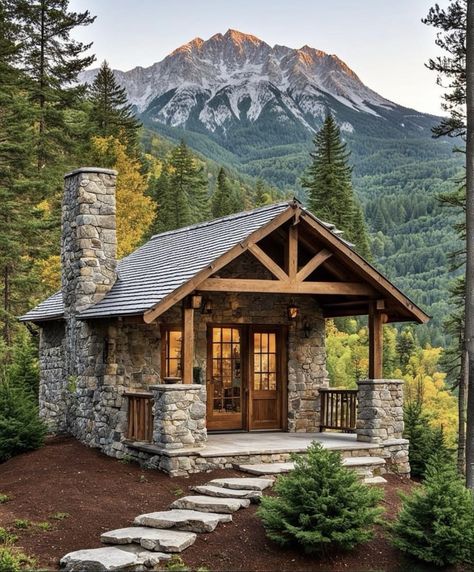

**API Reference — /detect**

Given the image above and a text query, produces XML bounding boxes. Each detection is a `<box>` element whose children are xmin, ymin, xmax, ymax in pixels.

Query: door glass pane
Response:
<box><xmin>211</xmin><ymin>327</ymin><xmax>241</xmax><ymax>414</ymax></box>
<box><xmin>253</xmin><ymin>332</ymin><xmax>277</xmax><ymax>391</ymax></box>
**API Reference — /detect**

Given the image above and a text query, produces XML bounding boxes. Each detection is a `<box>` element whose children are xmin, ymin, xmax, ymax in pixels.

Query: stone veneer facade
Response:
<box><xmin>36</xmin><ymin>166</ymin><xmax>409</xmax><ymax>477</ymax></box>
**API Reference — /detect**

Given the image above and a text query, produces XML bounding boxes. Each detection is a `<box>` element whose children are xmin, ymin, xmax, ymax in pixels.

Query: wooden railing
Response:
<box><xmin>320</xmin><ymin>388</ymin><xmax>358</xmax><ymax>433</ymax></box>
<box><xmin>125</xmin><ymin>391</ymin><xmax>154</xmax><ymax>442</ymax></box>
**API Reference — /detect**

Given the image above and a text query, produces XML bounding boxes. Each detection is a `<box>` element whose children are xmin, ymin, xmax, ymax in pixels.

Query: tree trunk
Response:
<box><xmin>465</xmin><ymin>0</ymin><xmax>474</xmax><ymax>488</ymax></box>
<box><xmin>458</xmin><ymin>347</ymin><xmax>467</xmax><ymax>474</ymax></box>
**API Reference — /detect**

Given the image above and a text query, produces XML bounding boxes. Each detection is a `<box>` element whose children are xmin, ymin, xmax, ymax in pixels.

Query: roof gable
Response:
<box><xmin>20</xmin><ymin>200</ymin><xmax>429</xmax><ymax>325</ymax></box>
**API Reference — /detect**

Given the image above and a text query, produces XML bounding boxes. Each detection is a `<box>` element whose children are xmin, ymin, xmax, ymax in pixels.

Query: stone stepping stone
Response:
<box><xmin>191</xmin><ymin>484</ymin><xmax>262</xmax><ymax>502</ymax></box>
<box><xmin>171</xmin><ymin>495</ymin><xmax>250</xmax><ymax>514</ymax></box>
<box><xmin>235</xmin><ymin>462</ymin><xmax>295</xmax><ymax>475</ymax></box>
<box><xmin>209</xmin><ymin>477</ymin><xmax>274</xmax><ymax>491</ymax></box>
<box><xmin>60</xmin><ymin>545</ymin><xmax>171</xmax><ymax>571</ymax></box>
<box><xmin>101</xmin><ymin>526</ymin><xmax>196</xmax><ymax>553</ymax></box>
<box><xmin>343</xmin><ymin>456</ymin><xmax>385</xmax><ymax>468</ymax></box>
<box><xmin>134</xmin><ymin>509</ymin><xmax>232</xmax><ymax>533</ymax></box>
<box><xmin>364</xmin><ymin>476</ymin><xmax>388</xmax><ymax>485</ymax></box>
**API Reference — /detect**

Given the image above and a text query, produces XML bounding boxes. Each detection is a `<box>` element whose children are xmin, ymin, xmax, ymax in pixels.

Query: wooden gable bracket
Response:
<box><xmin>198</xmin><ymin>220</ymin><xmax>373</xmax><ymax>297</ymax></box>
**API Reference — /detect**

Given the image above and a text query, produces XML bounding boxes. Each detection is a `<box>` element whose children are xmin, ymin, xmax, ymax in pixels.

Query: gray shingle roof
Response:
<box><xmin>20</xmin><ymin>201</ymin><xmax>296</xmax><ymax>322</ymax></box>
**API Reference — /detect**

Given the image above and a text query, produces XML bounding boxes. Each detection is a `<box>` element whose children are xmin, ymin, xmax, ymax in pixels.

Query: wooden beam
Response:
<box><xmin>368</xmin><ymin>301</ymin><xmax>384</xmax><ymax>379</ymax></box>
<box><xmin>299</xmin><ymin>212</ymin><xmax>430</xmax><ymax>324</ymax></box>
<box><xmin>198</xmin><ymin>278</ymin><xmax>375</xmax><ymax>296</ymax></box>
<box><xmin>288</xmin><ymin>224</ymin><xmax>298</xmax><ymax>280</ymax></box>
<box><xmin>248</xmin><ymin>243</ymin><xmax>288</xmax><ymax>281</ymax></box>
<box><xmin>143</xmin><ymin>205</ymin><xmax>298</xmax><ymax>322</ymax></box>
<box><xmin>182</xmin><ymin>306</ymin><xmax>194</xmax><ymax>384</ymax></box>
<box><xmin>296</xmin><ymin>249</ymin><xmax>333</xmax><ymax>282</ymax></box>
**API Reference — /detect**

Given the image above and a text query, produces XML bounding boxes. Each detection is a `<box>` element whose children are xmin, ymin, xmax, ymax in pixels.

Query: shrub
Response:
<box><xmin>0</xmin><ymin>495</ymin><xmax>10</xmax><ymax>504</ymax></box>
<box><xmin>13</xmin><ymin>520</ymin><xmax>29</xmax><ymax>530</ymax></box>
<box><xmin>403</xmin><ymin>399</ymin><xmax>452</xmax><ymax>478</ymax></box>
<box><xmin>0</xmin><ymin>547</ymin><xmax>35</xmax><ymax>572</ymax></box>
<box><xmin>0</xmin><ymin>380</ymin><xmax>46</xmax><ymax>462</ymax></box>
<box><xmin>391</xmin><ymin>456</ymin><xmax>474</xmax><ymax>566</ymax></box>
<box><xmin>257</xmin><ymin>442</ymin><xmax>384</xmax><ymax>553</ymax></box>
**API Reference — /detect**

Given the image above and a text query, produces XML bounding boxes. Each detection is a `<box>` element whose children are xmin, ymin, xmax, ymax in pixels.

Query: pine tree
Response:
<box><xmin>392</xmin><ymin>455</ymin><xmax>474</xmax><ymax>566</ymax></box>
<box><xmin>254</xmin><ymin>178</ymin><xmax>272</xmax><ymax>206</ymax></box>
<box><xmin>153</xmin><ymin>141</ymin><xmax>210</xmax><ymax>230</ymax></box>
<box><xmin>10</xmin><ymin>0</ymin><xmax>95</xmax><ymax>172</ymax></box>
<box><xmin>212</xmin><ymin>167</ymin><xmax>236</xmax><ymax>218</ymax></box>
<box><xmin>302</xmin><ymin>114</ymin><xmax>371</xmax><ymax>257</ymax></box>
<box><xmin>0</xmin><ymin>4</ymin><xmax>42</xmax><ymax>343</ymax></box>
<box><xmin>88</xmin><ymin>60</ymin><xmax>141</xmax><ymax>150</ymax></box>
<box><xmin>257</xmin><ymin>442</ymin><xmax>383</xmax><ymax>553</ymax></box>
<box><xmin>149</xmin><ymin>166</ymin><xmax>176</xmax><ymax>234</ymax></box>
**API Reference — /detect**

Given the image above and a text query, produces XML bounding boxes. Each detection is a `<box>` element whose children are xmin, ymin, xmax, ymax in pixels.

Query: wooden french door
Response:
<box><xmin>249</xmin><ymin>327</ymin><xmax>282</xmax><ymax>430</ymax></box>
<box><xmin>207</xmin><ymin>325</ymin><xmax>285</xmax><ymax>431</ymax></box>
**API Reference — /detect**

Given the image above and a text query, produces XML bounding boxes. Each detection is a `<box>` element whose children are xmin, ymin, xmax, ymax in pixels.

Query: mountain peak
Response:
<box><xmin>223</xmin><ymin>28</ymin><xmax>266</xmax><ymax>46</ymax></box>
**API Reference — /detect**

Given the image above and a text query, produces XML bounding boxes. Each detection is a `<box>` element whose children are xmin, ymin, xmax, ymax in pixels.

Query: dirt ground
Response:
<box><xmin>0</xmin><ymin>437</ymin><xmax>457</xmax><ymax>571</ymax></box>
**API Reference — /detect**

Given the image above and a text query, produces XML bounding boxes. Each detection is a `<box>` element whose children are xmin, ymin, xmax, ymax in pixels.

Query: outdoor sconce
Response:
<box><xmin>288</xmin><ymin>302</ymin><xmax>299</xmax><ymax>320</ymax></box>
<box><xmin>303</xmin><ymin>320</ymin><xmax>312</xmax><ymax>338</ymax></box>
<box><xmin>202</xmin><ymin>298</ymin><xmax>213</xmax><ymax>315</ymax></box>
<box><xmin>190</xmin><ymin>293</ymin><xmax>203</xmax><ymax>309</ymax></box>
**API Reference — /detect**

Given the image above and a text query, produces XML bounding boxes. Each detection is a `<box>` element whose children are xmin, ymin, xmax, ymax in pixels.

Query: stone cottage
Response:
<box><xmin>21</xmin><ymin>167</ymin><xmax>429</xmax><ymax>476</ymax></box>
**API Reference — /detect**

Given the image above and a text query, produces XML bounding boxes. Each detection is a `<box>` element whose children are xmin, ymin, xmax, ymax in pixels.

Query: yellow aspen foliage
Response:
<box><xmin>91</xmin><ymin>136</ymin><xmax>156</xmax><ymax>258</ymax></box>
<box><xmin>36</xmin><ymin>255</ymin><xmax>61</xmax><ymax>292</ymax></box>
<box><xmin>403</xmin><ymin>347</ymin><xmax>458</xmax><ymax>446</ymax></box>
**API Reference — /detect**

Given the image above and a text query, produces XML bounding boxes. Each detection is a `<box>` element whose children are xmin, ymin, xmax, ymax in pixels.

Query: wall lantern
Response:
<box><xmin>202</xmin><ymin>298</ymin><xmax>213</xmax><ymax>315</ymax></box>
<box><xmin>190</xmin><ymin>293</ymin><xmax>203</xmax><ymax>309</ymax></box>
<box><xmin>287</xmin><ymin>302</ymin><xmax>299</xmax><ymax>320</ymax></box>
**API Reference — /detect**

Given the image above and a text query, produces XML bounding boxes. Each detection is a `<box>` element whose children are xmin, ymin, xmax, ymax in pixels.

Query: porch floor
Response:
<box><xmin>199</xmin><ymin>432</ymin><xmax>378</xmax><ymax>458</ymax></box>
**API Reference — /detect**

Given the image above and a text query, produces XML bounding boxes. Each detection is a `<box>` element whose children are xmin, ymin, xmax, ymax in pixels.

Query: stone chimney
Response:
<box><xmin>61</xmin><ymin>167</ymin><xmax>118</xmax><ymax>316</ymax></box>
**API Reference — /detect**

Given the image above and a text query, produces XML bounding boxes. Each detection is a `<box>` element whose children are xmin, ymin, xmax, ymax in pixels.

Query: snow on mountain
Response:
<box><xmin>79</xmin><ymin>29</ymin><xmax>430</xmax><ymax>137</ymax></box>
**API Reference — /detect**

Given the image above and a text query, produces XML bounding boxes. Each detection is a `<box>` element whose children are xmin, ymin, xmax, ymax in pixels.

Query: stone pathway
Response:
<box><xmin>60</xmin><ymin>476</ymin><xmax>273</xmax><ymax>571</ymax></box>
<box><xmin>60</xmin><ymin>462</ymin><xmax>386</xmax><ymax>571</ymax></box>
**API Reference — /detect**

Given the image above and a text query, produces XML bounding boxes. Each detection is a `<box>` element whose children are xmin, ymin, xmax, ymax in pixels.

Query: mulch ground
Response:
<box><xmin>0</xmin><ymin>437</ymin><xmax>461</xmax><ymax>571</ymax></box>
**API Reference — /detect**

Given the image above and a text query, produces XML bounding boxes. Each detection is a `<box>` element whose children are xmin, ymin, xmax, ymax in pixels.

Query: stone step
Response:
<box><xmin>208</xmin><ymin>477</ymin><xmax>274</xmax><ymax>491</ymax></box>
<box><xmin>364</xmin><ymin>476</ymin><xmax>388</xmax><ymax>485</ymax></box>
<box><xmin>191</xmin><ymin>484</ymin><xmax>262</xmax><ymax>502</ymax></box>
<box><xmin>171</xmin><ymin>495</ymin><xmax>250</xmax><ymax>514</ymax></box>
<box><xmin>101</xmin><ymin>526</ymin><xmax>196</xmax><ymax>553</ymax></box>
<box><xmin>134</xmin><ymin>509</ymin><xmax>231</xmax><ymax>533</ymax></box>
<box><xmin>235</xmin><ymin>462</ymin><xmax>295</xmax><ymax>475</ymax></box>
<box><xmin>236</xmin><ymin>457</ymin><xmax>386</xmax><ymax>477</ymax></box>
<box><xmin>60</xmin><ymin>545</ymin><xmax>171</xmax><ymax>571</ymax></box>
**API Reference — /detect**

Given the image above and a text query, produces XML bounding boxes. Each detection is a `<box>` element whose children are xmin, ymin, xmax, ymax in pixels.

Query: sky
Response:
<box><xmin>70</xmin><ymin>0</ymin><xmax>450</xmax><ymax>115</ymax></box>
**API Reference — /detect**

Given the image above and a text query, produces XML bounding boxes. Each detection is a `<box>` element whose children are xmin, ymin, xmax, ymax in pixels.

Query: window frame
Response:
<box><xmin>160</xmin><ymin>325</ymin><xmax>183</xmax><ymax>379</ymax></box>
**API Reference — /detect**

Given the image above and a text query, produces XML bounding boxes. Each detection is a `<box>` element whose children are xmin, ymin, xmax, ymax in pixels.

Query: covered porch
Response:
<box><xmin>120</xmin><ymin>202</ymin><xmax>426</xmax><ymax>475</ymax></box>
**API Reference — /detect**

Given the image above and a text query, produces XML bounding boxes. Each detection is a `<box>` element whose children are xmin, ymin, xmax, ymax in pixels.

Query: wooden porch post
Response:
<box><xmin>368</xmin><ymin>300</ymin><xmax>385</xmax><ymax>379</ymax></box>
<box><xmin>182</xmin><ymin>305</ymin><xmax>194</xmax><ymax>384</ymax></box>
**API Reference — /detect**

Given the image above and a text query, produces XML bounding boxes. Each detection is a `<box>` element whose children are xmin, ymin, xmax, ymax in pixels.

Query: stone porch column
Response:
<box><xmin>356</xmin><ymin>379</ymin><xmax>404</xmax><ymax>443</ymax></box>
<box><xmin>150</xmin><ymin>384</ymin><xmax>207</xmax><ymax>450</ymax></box>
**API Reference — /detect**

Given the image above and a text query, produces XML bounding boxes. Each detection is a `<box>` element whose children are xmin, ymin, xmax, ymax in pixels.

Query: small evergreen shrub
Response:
<box><xmin>403</xmin><ymin>399</ymin><xmax>452</xmax><ymax>478</ymax></box>
<box><xmin>391</xmin><ymin>456</ymin><xmax>474</xmax><ymax>567</ymax></box>
<box><xmin>0</xmin><ymin>380</ymin><xmax>46</xmax><ymax>462</ymax></box>
<box><xmin>257</xmin><ymin>442</ymin><xmax>384</xmax><ymax>553</ymax></box>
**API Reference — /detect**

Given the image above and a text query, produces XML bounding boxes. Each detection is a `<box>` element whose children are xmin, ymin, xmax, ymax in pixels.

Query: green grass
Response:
<box><xmin>0</xmin><ymin>528</ymin><xmax>18</xmax><ymax>545</ymax></box>
<box><xmin>13</xmin><ymin>520</ymin><xmax>30</xmax><ymax>530</ymax></box>
<box><xmin>0</xmin><ymin>547</ymin><xmax>36</xmax><ymax>572</ymax></box>
<box><xmin>35</xmin><ymin>522</ymin><xmax>52</xmax><ymax>531</ymax></box>
<box><xmin>0</xmin><ymin>494</ymin><xmax>10</xmax><ymax>505</ymax></box>
<box><xmin>50</xmin><ymin>512</ymin><xmax>70</xmax><ymax>521</ymax></box>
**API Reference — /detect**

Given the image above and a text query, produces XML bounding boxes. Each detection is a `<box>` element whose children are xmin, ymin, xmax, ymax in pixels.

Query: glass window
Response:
<box><xmin>211</xmin><ymin>327</ymin><xmax>241</xmax><ymax>414</ymax></box>
<box><xmin>163</xmin><ymin>329</ymin><xmax>182</xmax><ymax>378</ymax></box>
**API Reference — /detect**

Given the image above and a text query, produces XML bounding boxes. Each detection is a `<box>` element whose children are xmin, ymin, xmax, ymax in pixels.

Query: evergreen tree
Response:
<box><xmin>397</xmin><ymin>328</ymin><xmax>417</xmax><ymax>370</ymax></box>
<box><xmin>424</xmin><ymin>1</ymin><xmax>469</xmax><ymax>477</ymax></box>
<box><xmin>88</xmin><ymin>60</ymin><xmax>141</xmax><ymax>150</ymax></box>
<box><xmin>392</xmin><ymin>455</ymin><xmax>474</xmax><ymax>567</ymax></box>
<box><xmin>254</xmin><ymin>178</ymin><xmax>271</xmax><ymax>206</ymax></box>
<box><xmin>0</xmin><ymin>4</ymin><xmax>42</xmax><ymax>343</ymax></box>
<box><xmin>0</xmin><ymin>378</ymin><xmax>46</xmax><ymax>462</ymax></box>
<box><xmin>302</xmin><ymin>114</ymin><xmax>371</xmax><ymax>257</ymax></box>
<box><xmin>257</xmin><ymin>442</ymin><xmax>383</xmax><ymax>553</ymax></box>
<box><xmin>150</xmin><ymin>141</ymin><xmax>210</xmax><ymax>231</ymax></box>
<box><xmin>212</xmin><ymin>167</ymin><xmax>242</xmax><ymax>217</ymax></box>
<box><xmin>10</xmin><ymin>0</ymin><xmax>95</xmax><ymax>172</ymax></box>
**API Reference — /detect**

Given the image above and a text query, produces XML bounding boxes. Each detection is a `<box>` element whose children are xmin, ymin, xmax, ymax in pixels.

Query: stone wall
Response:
<box><xmin>38</xmin><ymin>321</ymin><xmax>67</xmax><ymax>433</ymax></box>
<box><xmin>151</xmin><ymin>384</ymin><xmax>206</xmax><ymax>451</ymax></box>
<box><xmin>356</xmin><ymin>379</ymin><xmax>404</xmax><ymax>443</ymax></box>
